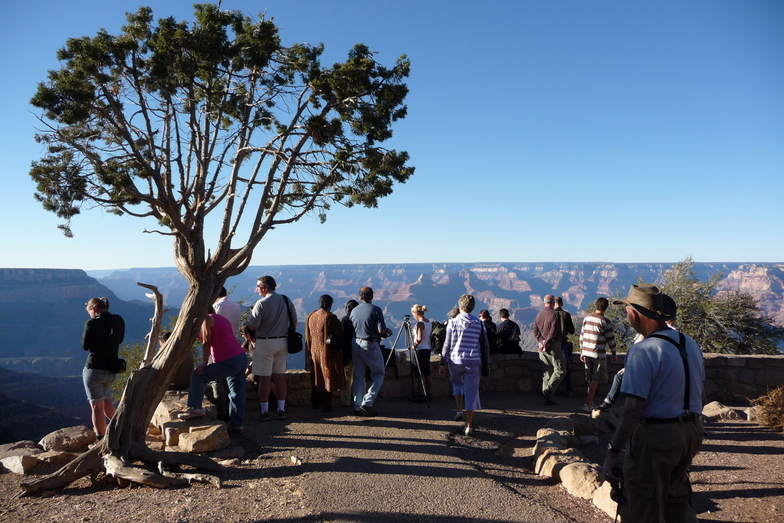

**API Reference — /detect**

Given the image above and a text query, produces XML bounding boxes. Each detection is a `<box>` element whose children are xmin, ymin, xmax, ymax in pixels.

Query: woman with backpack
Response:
<box><xmin>82</xmin><ymin>297</ymin><xmax>125</xmax><ymax>439</ymax></box>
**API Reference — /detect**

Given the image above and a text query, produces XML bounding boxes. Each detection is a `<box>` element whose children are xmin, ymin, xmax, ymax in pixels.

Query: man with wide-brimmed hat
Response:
<box><xmin>601</xmin><ymin>283</ymin><xmax>705</xmax><ymax>523</ymax></box>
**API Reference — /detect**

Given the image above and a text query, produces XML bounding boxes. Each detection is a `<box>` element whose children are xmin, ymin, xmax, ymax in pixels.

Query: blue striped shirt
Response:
<box><xmin>443</xmin><ymin>313</ymin><xmax>487</xmax><ymax>366</ymax></box>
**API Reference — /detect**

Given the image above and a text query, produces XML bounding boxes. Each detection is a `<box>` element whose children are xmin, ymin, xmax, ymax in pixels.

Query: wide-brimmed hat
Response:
<box><xmin>613</xmin><ymin>284</ymin><xmax>675</xmax><ymax>321</ymax></box>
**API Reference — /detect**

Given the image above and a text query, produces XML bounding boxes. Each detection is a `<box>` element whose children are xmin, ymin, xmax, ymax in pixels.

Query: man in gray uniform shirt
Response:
<box><xmin>350</xmin><ymin>286</ymin><xmax>392</xmax><ymax>416</ymax></box>
<box><xmin>249</xmin><ymin>275</ymin><xmax>297</xmax><ymax>421</ymax></box>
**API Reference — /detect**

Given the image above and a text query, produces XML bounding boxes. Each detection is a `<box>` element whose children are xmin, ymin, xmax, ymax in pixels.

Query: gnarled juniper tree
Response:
<box><xmin>21</xmin><ymin>3</ymin><xmax>413</xmax><ymax>495</ymax></box>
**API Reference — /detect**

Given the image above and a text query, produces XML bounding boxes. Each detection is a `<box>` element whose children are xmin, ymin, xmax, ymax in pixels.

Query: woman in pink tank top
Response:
<box><xmin>178</xmin><ymin>312</ymin><xmax>249</xmax><ymax>433</ymax></box>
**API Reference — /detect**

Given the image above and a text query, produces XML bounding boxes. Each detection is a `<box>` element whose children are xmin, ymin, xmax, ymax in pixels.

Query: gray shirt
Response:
<box><xmin>350</xmin><ymin>302</ymin><xmax>387</xmax><ymax>340</ymax></box>
<box><xmin>249</xmin><ymin>291</ymin><xmax>296</xmax><ymax>338</ymax></box>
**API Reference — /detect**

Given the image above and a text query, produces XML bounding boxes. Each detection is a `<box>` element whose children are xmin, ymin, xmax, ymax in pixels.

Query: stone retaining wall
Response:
<box><xmin>272</xmin><ymin>351</ymin><xmax>784</xmax><ymax>405</ymax></box>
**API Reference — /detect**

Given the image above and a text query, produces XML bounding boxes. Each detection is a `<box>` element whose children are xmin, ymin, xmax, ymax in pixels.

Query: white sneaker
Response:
<box><xmin>464</xmin><ymin>426</ymin><xmax>473</xmax><ymax>436</ymax></box>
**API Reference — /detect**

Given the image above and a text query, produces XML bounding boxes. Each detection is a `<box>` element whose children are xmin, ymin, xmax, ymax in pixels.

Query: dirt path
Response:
<box><xmin>1</xmin><ymin>392</ymin><xmax>782</xmax><ymax>522</ymax></box>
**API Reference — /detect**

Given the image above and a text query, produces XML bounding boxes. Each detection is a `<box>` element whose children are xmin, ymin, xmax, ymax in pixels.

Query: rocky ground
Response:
<box><xmin>1</xmin><ymin>393</ymin><xmax>782</xmax><ymax>522</ymax></box>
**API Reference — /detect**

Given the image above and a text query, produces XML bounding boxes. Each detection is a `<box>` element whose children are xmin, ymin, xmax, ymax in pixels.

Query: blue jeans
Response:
<box><xmin>188</xmin><ymin>353</ymin><xmax>248</xmax><ymax>427</ymax></box>
<box><xmin>352</xmin><ymin>339</ymin><xmax>385</xmax><ymax>408</ymax></box>
<box><xmin>603</xmin><ymin>369</ymin><xmax>624</xmax><ymax>406</ymax></box>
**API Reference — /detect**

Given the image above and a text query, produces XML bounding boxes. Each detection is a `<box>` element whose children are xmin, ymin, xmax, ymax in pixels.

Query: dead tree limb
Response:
<box><xmin>137</xmin><ymin>282</ymin><xmax>169</xmax><ymax>367</ymax></box>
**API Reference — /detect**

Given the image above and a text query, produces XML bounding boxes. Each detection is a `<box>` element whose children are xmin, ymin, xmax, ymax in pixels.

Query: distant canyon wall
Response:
<box><xmin>0</xmin><ymin>268</ymin><xmax>177</xmax><ymax>369</ymax></box>
<box><xmin>92</xmin><ymin>262</ymin><xmax>784</xmax><ymax>329</ymax></box>
<box><xmin>1</xmin><ymin>263</ymin><xmax>782</xmax><ymax>377</ymax></box>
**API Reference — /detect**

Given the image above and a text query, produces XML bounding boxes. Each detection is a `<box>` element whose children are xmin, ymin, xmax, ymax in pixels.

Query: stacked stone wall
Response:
<box><xmin>277</xmin><ymin>352</ymin><xmax>784</xmax><ymax>404</ymax></box>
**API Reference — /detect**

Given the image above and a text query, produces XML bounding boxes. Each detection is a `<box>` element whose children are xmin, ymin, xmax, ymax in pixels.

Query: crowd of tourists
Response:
<box><xmin>81</xmin><ymin>279</ymin><xmax>704</xmax><ymax>523</ymax></box>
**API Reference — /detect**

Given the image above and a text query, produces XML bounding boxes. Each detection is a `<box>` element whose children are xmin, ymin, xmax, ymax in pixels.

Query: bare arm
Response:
<box><xmin>196</xmin><ymin>316</ymin><xmax>214</xmax><ymax>374</ymax></box>
<box><xmin>413</xmin><ymin>321</ymin><xmax>423</xmax><ymax>347</ymax></box>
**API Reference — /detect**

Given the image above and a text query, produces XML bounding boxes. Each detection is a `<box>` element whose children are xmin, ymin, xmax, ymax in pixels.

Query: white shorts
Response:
<box><xmin>252</xmin><ymin>337</ymin><xmax>288</xmax><ymax>376</ymax></box>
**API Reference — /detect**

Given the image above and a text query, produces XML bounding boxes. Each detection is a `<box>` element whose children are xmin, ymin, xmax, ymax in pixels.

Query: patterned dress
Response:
<box><xmin>305</xmin><ymin>309</ymin><xmax>345</xmax><ymax>392</ymax></box>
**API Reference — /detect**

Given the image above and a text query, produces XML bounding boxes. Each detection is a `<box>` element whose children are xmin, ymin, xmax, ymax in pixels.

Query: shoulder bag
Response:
<box><xmin>282</xmin><ymin>295</ymin><xmax>303</xmax><ymax>354</ymax></box>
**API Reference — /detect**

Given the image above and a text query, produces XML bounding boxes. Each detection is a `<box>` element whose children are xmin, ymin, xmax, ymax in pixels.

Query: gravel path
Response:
<box><xmin>1</xmin><ymin>391</ymin><xmax>782</xmax><ymax>522</ymax></box>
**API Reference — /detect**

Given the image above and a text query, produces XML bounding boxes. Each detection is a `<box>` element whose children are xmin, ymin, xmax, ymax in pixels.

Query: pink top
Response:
<box><xmin>209</xmin><ymin>314</ymin><xmax>245</xmax><ymax>363</ymax></box>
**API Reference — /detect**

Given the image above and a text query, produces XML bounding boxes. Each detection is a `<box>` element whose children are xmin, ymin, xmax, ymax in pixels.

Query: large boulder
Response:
<box><xmin>178</xmin><ymin>423</ymin><xmax>230</xmax><ymax>453</ymax></box>
<box><xmin>703</xmin><ymin>400</ymin><xmax>744</xmax><ymax>421</ymax></box>
<box><xmin>0</xmin><ymin>440</ymin><xmax>42</xmax><ymax>460</ymax></box>
<box><xmin>592</xmin><ymin>480</ymin><xmax>620</xmax><ymax>518</ymax></box>
<box><xmin>1</xmin><ymin>455</ymin><xmax>39</xmax><ymax>475</ymax></box>
<box><xmin>567</xmin><ymin>413</ymin><xmax>611</xmax><ymax>435</ymax></box>
<box><xmin>560</xmin><ymin>462</ymin><xmax>603</xmax><ymax>499</ymax></box>
<box><xmin>163</xmin><ymin>419</ymin><xmax>223</xmax><ymax>447</ymax></box>
<box><xmin>151</xmin><ymin>391</ymin><xmax>216</xmax><ymax>431</ymax></box>
<box><xmin>38</xmin><ymin>425</ymin><xmax>95</xmax><ymax>452</ymax></box>
<box><xmin>536</xmin><ymin>447</ymin><xmax>586</xmax><ymax>479</ymax></box>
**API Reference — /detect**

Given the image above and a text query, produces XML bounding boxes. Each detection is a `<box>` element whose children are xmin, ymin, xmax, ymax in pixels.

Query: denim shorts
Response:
<box><xmin>83</xmin><ymin>368</ymin><xmax>116</xmax><ymax>402</ymax></box>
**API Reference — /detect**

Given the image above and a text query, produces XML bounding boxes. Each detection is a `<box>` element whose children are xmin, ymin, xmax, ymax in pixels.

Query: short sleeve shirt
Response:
<box><xmin>350</xmin><ymin>302</ymin><xmax>387</xmax><ymax>340</ymax></box>
<box><xmin>620</xmin><ymin>329</ymin><xmax>705</xmax><ymax>418</ymax></box>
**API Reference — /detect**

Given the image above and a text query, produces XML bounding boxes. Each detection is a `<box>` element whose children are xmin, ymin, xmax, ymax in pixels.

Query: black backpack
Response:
<box><xmin>430</xmin><ymin>320</ymin><xmax>446</xmax><ymax>356</ymax></box>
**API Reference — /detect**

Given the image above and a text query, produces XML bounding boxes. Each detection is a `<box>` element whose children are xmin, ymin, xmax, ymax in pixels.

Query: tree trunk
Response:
<box><xmin>17</xmin><ymin>279</ymin><xmax>223</xmax><ymax>498</ymax></box>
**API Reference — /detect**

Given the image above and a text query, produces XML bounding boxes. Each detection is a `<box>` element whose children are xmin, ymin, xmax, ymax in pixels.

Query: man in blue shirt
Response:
<box><xmin>602</xmin><ymin>284</ymin><xmax>705</xmax><ymax>523</ymax></box>
<box><xmin>349</xmin><ymin>287</ymin><xmax>392</xmax><ymax>416</ymax></box>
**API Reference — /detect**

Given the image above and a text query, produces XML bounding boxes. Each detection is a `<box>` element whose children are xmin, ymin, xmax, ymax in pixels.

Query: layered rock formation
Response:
<box><xmin>0</xmin><ymin>268</ymin><xmax>177</xmax><ymax>372</ymax></box>
<box><xmin>92</xmin><ymin>262</ymin><xmax>784</xmax><ymax>334</ymax></box>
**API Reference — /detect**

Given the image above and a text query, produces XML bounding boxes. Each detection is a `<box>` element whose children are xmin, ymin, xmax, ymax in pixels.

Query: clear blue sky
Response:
<box><xmin>1</xmin><ymin>1</ymin><xmax>782</xmax><ymax>271</ymax></box>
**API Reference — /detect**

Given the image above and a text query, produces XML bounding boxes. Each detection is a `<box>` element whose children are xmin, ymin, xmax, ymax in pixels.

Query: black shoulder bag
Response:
<box><xmin>282</xmin><ymin>295</ymin><xmax>303</xmax><ymax>354</ymax></box>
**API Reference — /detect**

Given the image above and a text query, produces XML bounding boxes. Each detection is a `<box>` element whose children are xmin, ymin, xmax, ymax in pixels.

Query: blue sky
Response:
<box><xmin>1</xmin><ymin>1</ymin><xmax>782</xmax><ymax>271</ymax></box>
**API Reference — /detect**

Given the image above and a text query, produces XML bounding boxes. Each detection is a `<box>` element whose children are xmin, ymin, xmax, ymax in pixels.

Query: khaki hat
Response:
<box><xmin>613</xmin><ymin>283</ymin><xmax>675</xmax><ymax>321</ymax></box>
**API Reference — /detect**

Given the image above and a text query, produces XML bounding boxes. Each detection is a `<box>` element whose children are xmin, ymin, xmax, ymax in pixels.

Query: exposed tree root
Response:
<box><xmin>15</xmin><ymin>438</ymin><xmax>225</xmax><ymax>498</ymax></box>
<box><xmin>15</xmin><ymin>444</ymin><xmax>105</xmax><ymax>499</ymax></box>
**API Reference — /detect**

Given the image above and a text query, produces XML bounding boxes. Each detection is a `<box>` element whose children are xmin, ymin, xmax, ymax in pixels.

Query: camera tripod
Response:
<box><xmin>383</xmin><ymin>314</ymin><xmax>431</xmax><ymax>406</ymax></box>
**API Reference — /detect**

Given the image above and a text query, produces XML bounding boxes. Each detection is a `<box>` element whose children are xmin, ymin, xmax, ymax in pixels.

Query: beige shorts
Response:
<box><xmin>252</xmin><ymin>338</ymin><xmax>288</xmax><ymax>376</ymax></box>
<box><xmin>584</xmin><ymin>356</ymin><xmax>608</xmax><ymax>384</ymax></box>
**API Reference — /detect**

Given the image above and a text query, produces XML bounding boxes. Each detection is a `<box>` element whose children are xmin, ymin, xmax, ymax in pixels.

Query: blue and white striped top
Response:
<box><xmin>443</xmin><ymin>313</ymin><xmax>487</xmax><ymax>366</ymax></box>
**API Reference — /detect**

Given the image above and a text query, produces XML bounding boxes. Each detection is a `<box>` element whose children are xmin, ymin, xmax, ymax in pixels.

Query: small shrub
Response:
<box><xmin>751</xmin><ymin>386</ymin><xmax>784</xmax><ymax>432</ymax></box>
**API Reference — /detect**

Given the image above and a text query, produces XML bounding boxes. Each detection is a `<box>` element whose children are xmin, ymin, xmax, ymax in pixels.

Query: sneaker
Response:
<box><xmin>177</xmin><ymin>408</ymin><xmax>205</xmax><ymax>420</ymax></box>
<box><xmin>277</xmin><ymin>409</ymin><xmax>287</xmax><ymax>420</ymax></box>
<box><xmin>581</xmin><ymin>403</ymin><xmax>594</xmax><ymax>413</ymax></box>
<box><xmin>408</xmin><ymin>394</ymin><xmax>426</xmax><ymax>404</ymax></box>
<box><xmin>542</xmin><ymin>392</ymin><xmax>557</xmax><ymax>406</ymax></box>
<box><xmin>228</xmin><ymin>425</ymin><xmax>245</xmax><ymax>434</ymax></box>
<box><xmin>354</xmin><ymin>405</ymin><xmax>376</xmax><ymax>417</ymax></box>
<box><xmin>464</xmin><ymin>426</ymin><xmax>473</xmax><ymax>436</ymax></box>
<box><xmin>258</xmin><ymin>412</ymin><xmax>271</xmax><ymax>422</ymax></box>
<box><xmin>595</xmin><ymin>403</ymin><xmax>613</xmax><ymax>412</ymax></box>
<box><xmin>452</xmin><ymin>411</ymin><xmax>464</xmax><ymax>422</ymax></box>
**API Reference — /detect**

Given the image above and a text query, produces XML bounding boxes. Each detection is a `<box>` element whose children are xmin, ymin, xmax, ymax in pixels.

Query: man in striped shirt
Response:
<box><xmin>579</xmin><ymin>296</ymin><xmax>616</xmax><ymax>412</ymax></box>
